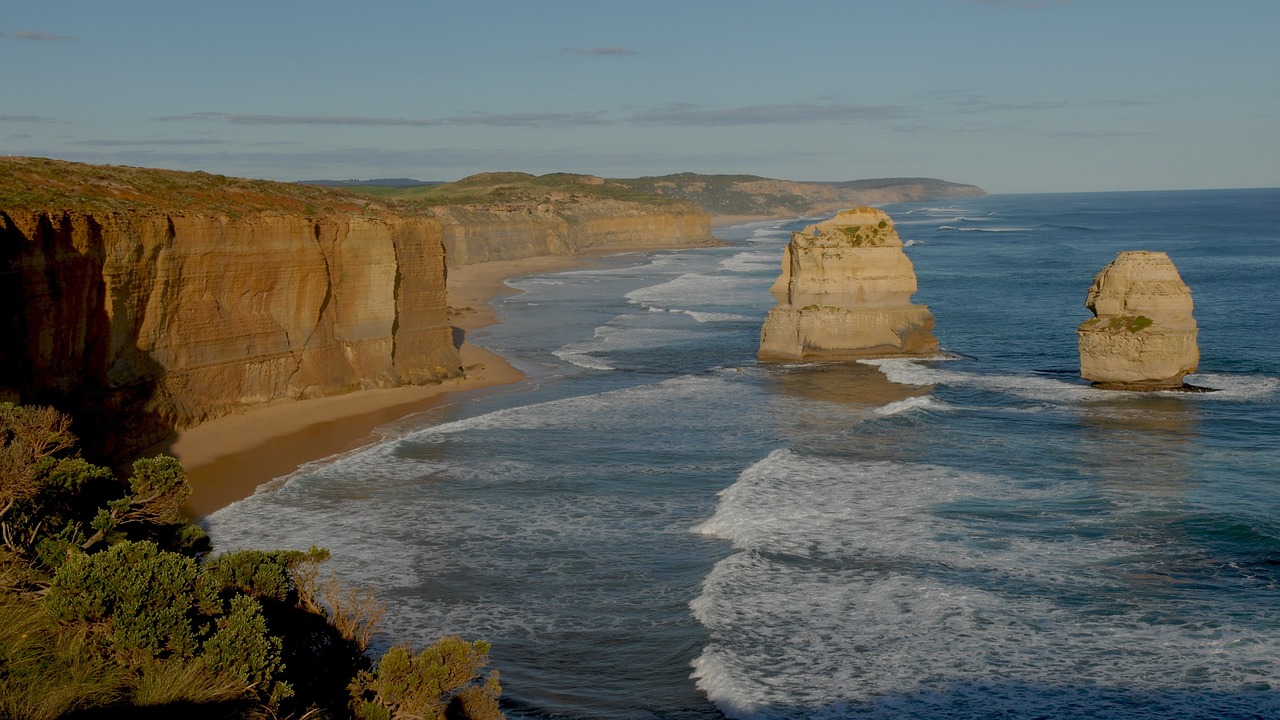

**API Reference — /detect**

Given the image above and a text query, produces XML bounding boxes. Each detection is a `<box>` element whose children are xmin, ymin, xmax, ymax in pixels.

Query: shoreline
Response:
<box><xmin>176</xmin><ymin>254</ymin><xmax>591</xmax><ymax>518</ymax></box>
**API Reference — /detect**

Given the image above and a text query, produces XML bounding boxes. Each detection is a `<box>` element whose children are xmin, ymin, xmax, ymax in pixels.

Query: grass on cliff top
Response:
<box><xmin>0</xmin><ymin>157</ymin><xmax>422</xmax><ymax>217</ymax></box>
<box><xmin>342</xmin><ymin>171</ymin><xmax>684</xmax><ymax>207</ymax></box>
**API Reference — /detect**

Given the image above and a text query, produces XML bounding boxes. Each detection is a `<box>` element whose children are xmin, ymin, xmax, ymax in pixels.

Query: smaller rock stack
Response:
<box><xmin>758</xmin><ymin>207</ymin><xmax>938</xmax><ymax>361</ymax></box>
<box><xmin>1077</xmin><ymin>251</ymin><xmax>1199</xmax><ymax>389</ymax></box>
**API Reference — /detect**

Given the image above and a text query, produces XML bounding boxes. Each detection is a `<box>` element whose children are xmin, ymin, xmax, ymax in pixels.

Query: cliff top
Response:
<box><xmin>611</xmin><ymin>173</ymin><xmax>985</xmax><ymax>217</ymax></box>
<box><xmin>343</xmin><ymin>171</ymin><xmax>687</xmax><ymax>208</ymax></box>
<box><xmin>0</xmin><ymin>156</ymin><xmax>412</xmax><ymax>217</ymax></box>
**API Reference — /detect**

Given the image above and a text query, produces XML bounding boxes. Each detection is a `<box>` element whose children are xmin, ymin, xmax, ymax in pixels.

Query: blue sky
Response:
<box><xmin>2</xmin><ymin>1</ymin><xmax>1277</xmax><ymax>193</ymax></box>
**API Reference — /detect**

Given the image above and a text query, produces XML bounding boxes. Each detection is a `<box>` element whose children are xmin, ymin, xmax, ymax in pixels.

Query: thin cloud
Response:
<box><xmin>12</xmin><ymin>30</ymin><xmax>74</xmax><ymax>41</ymax></box>
<box><xmin>155</xmin><ymin>110</ymin><xmax>612</xmax><ymax>128</ymax></box>
<box><xmin>70</xmin><ymin>138</ymin><xmax>229</xmax><ymax>147</ymax></box>
<box><xmin>570</xmin><ymin>46</ymin><xmax>638</xmax><ymax>56</ymax></box>
<box><xmin>970</xmin><ymin>0</ymin><xmax>1071</xmax><ymax>8</ymax></box>
<box><xmin>628</xmin><ymin>103</ymin><xmax>912</xmax><ymax>126</ymax></box>
<box><xmin>0</xmin><ymin>113</ymin><xmax>59</xmax><ymax>123</ymax></box>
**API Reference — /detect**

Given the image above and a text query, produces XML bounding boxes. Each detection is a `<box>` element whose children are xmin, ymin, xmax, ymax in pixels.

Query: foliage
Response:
<box><xmin>199</xmin><ymin>594</ymin><xmax>287</xmax><ymax>698</ymax></box>
<box><xmin>0</xmin><ymin>156</ymin><xmax>401</xmax><ymax>218</ymax></box>
<box><xmin>349</xmin><ymin>638</ymin><xmax>502</xmax><ymax>720</ymax></box>
<box><xmin>0</xmin><ymin>403</ymin><xmax>504</xmax><ymax>718</ymax></box>
<box><xmin>0</xmin><ymin>593</ymin><xmax>131</xmax><ymax>719</ymax></box>
<box><xmin>1084</xmin><ymin>315</ymin><xmax>1155</xmax><ymax>333</ymax></box>
<box><xmin>44</xmin><ymin>540</ymin><xmax>211</xmax><ymax>663</ymax></box>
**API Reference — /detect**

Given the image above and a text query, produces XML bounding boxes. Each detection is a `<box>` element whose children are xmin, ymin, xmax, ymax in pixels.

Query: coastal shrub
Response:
<box><xmin>0</xmin><ymin>403</ymin><xmax>506</xmax><ymax>717</ymax></box>
<box><xmin>348</xmin><ymin>637</ymin><xmax>502</xmax><ymax>720</ymax></box>
<box><xmin>202</xmin><ymin>547</ymin><xmax>327</xmax><ymax>604</ymax></box>
<box><xmin>43</xmin><ymin>540</ymin><xmax>212</xmax><ymax>664</ymax></box>
<box><xmin>199</xmin><ymin>594</ymin><xmax>287</xmax><ymax>700</ymax></box>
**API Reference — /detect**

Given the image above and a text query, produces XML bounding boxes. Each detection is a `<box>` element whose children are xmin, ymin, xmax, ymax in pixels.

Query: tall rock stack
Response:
<box><xmin>1077</xmin><ymin>251</ymin><xmax>1199</xmax><ymax>389</ymax></box>
<box><xmin>758</xmin><ymin>207</ymin><xmax>938</xmax><ymax>361</ymax></box>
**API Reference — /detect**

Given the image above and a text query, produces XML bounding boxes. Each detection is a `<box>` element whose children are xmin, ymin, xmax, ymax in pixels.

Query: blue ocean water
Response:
<box><xmin>206</xmin><ymin>189</ymin><xmax>1280</xmax><ymax>719</ymax></box>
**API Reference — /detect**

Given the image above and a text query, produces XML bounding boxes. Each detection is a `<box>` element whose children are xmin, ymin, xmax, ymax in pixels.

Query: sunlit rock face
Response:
<box><xmin>1077</xmin><ymin>250</ymin><xmax>1199</xmax><ymax>389</ymax></box>
<box><xmin>758</xmin><ymin>208</ymin><xmax>938</xmax><ymax>362</ymax></box>
<box><xmin>0</xmin><ymin>210</ymin><xmax>461</xmax><ymax>456</ymax></box>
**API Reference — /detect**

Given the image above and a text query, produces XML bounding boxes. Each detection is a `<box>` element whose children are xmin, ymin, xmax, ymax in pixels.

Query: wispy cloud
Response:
<box><xmin>1050</xmin><ymin>130</ymin><xmax>1155</xmax><ymax>139</ymax></box>
<box><xmin>970</xmin><ymin>0</ymin><xmax>1071</xmax><ymax>8</ymax></box>
<box><xmin>11</xmin><ymin>30</ymin><xmax>74</xmax><ymax>41</ymax></box>
<box><xmin>569</xmin><ymin>46</ymin><xmax>638</xmax><ymax>56</ymax></box>
<box><xmin>0</xmin><ymin>112</ymin><xmax>59</xmax><ymax>123</ymax></box>
<box><xmin>70</xmin><ymin>138</ymin><xmax>229</xmax><ymax>147</ymax></box>
<box><xmin>628</xmin><ymin>103</ymin><xmax>912</xmax><ymax>126</ymax></box>
<box><xmin>155</xmin><ymin>111</ymin><xmax>612</xmax><ymax>128</ymax></box>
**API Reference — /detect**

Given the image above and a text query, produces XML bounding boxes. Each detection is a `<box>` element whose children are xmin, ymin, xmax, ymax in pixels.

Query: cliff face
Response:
<box><xmin>758</xmin><ymin>208</ymin><xmax>938</xmax><ymax>361</ymax></box>
<box><xmin>426</xmin><ymin>201</ymin><xmax>713</xmax><ymax>266</ymax></box>
<box><xmin>0</xmin><ymin>159</ymin><xmax>722</xmax><ymax>459</ymax></box>
<box><xmin>0</xmin><ymin>207</ymin><xmax>460</xmax><ymax>457</ymax></box>
<box><xmin>1077</xmin><ymin>251</ymin><xmax>1199</xmax><ymax>389</ymax></box>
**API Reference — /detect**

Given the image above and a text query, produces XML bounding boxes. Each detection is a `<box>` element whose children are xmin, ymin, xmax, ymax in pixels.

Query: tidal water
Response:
<box><xmin>206</xmin><ymin>189</ymin><xmax>1280</xmax><ymax>719</ymax></box>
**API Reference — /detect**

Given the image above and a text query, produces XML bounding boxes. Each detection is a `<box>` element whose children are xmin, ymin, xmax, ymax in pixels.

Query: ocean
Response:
<box><xmin>206</xmin><ymin>189</ymin><xmax>1280</xmax><ymax>719</ymax></box>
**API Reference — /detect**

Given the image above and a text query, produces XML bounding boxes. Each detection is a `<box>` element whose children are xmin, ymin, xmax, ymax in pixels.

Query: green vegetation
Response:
<box><xmin>0</xmin><ymin>157</ymin><xmax>417</xmax><ymax>218</ymax></box>
<box><xmin>0</xmin><ymin>402</ymin><xmax>502</xmax><ymax>719</ymax></box>
<box><xmin>1082</xmin><ymin>315</ymin><xmax>1154</xmax><ymax>333</ymax></box>
<box><xmin>342</xmin><ymin>171</ymin><xmax>682</xmax><ymax>207</ymax></box>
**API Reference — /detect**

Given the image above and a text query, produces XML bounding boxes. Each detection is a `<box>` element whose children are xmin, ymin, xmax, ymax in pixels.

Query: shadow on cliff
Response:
<box><xmin>0</xmin><ymin>210</ymin><xmax>176</xmax><ymax>465</ymax></box>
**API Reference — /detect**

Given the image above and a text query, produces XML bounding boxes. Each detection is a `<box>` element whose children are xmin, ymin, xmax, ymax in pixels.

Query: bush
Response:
<box><xmin>43</xmin><ymin>540</ymin><xmax>211</xmax><ymax>664</ymax></box>
<box><xmin>349</xmin><ymin>637</ymin><xmax>502</xmax><ymax>720</ymax></box>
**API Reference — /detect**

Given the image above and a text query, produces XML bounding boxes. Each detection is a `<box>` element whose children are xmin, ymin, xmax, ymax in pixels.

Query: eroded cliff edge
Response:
<box><xmin>0</xmin><ymin>159</ymin><xmax>714</xmax><ymax>459</ymax></box>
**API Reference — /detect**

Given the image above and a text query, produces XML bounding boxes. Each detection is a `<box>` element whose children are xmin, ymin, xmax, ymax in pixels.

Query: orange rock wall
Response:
<box><xmin>0</xmin><ymin>209</ymin><xmax>460</xmax><ymax>456</ymax></box>
<box><xmin>432</xmin><ymin>203</ymin><xmax>713</xmax><ymax>266</ymax></box>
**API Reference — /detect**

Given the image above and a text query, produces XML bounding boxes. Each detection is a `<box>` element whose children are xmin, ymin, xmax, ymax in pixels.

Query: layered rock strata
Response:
<box><xmin>0</xmin><ymin>158</ymin><xmax>720</xmax><ymax>459</ymax></box>
<box><xmin>758</xmin><ymin>208</ymin><xmax>938</xmax><ymax>361</ymax></box>
<box><xmin>1077</xmin><ymin>251</ymin><xmax>1199</xmax><ymax>389</ymax></box>
<box><xmin>431</xmin><ymin>201</ymin><xmax>713</xmax><ymax>266</ymax></box>
<box><xmin>0</xmin><ymin>208</ymin><xmax>461</xmax><ymax>457</ymax></box>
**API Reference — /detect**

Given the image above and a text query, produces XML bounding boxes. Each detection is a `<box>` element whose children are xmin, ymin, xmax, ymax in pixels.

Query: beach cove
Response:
<box><xmin>204</xmin><ymin>191</ymin><xmax>1280</xmax><ymax>719</ymax></box>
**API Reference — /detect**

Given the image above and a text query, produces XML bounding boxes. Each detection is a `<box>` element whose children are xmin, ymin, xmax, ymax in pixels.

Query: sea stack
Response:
<box><xmin>1077</xmin><ymin>251</ymin><xmax>1199</xmax><ymax>389</ymax></box>
<box><xmin>758</xmin><ymin>207</ymin><xmax>938</xmax><ymax>361</ymax></box>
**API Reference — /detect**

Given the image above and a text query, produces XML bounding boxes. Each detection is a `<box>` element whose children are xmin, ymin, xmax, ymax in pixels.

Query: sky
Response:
<box><xmin>2</xmin><ymin>1</ymin><xmax>1278</xmax><ymax>193</ymax></box>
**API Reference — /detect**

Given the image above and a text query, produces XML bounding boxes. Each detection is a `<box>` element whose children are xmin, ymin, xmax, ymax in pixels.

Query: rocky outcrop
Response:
<box><xmin>430</xmin><ymin>201</ymin><xmax>714</xmax><ymax>266</ymax></box>
<box><xmin>0</xmin><ymin>207</ymin><xmax>460</xmax><ymax>458</ymax></box>
<box><xmin>758</xmin><ymin>208</ymin><xmax>938</xmax><ymax>361</ymax></box>
<box><xmin>1077</xmin><ymin>251</ymin><xmax>1199</xmax><ymax>389</ymax></box>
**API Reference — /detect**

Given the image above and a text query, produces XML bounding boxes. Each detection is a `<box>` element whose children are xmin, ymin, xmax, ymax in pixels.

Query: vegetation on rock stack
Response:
<box><xmin>0</xmin><ymin>402</ymin><xmax>502</xmax><ymax>720</ymax></box>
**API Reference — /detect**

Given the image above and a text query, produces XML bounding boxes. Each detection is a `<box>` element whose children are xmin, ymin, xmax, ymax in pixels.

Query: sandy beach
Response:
<box><xmin>176</xmin><ymin>254</ymin><xmax>590</xmax><ymax>517</ymax></box>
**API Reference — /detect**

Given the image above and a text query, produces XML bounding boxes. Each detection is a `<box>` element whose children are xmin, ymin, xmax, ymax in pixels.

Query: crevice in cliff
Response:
<box><xmin>389</xmin><ymin>234</ymin><xmax>403</xmax><ymax>373</ymax></box>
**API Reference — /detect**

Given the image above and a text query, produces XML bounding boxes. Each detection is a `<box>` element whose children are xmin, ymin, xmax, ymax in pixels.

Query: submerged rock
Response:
<box><xmin>758</xmin><ymin>207</ymin><xmax>938</xmax><ymax>361</ymax></box>
<box><xmin>1077</xmin><ymin>251</ymin><xmax>1199</xmax><ymax>390</ymax></box>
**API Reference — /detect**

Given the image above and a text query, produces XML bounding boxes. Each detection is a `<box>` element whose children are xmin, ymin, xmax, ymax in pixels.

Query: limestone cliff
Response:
<box><xmin>0</xmin><ymin>158</ymin><xmax>460</xmax><ymax>458</ymax></box>
<box><xmin>1077</xmin><ymin>251</ymin><xmax>1199</xmax><ymax>389</ymax></box>
<box><xmin>347</xmin><ymin>172</ymin><xmax>716</xmax><ymax>266</ymax></box>
<box><xmin>0</xmin><ymin>159</ymin><xmax>721</xmax><ymax>458</ymax></box>
<box><xmin>758</xmin><ymin>208</ymin><xmax>938</xmax><ymax>361</ymax></box>
<box><xmin>430</xmin><ymin>201</ymin><xmax>713</xmax><ymax>266</ymax></box>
